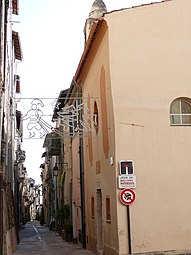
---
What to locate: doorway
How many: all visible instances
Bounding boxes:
[97,189,103,254]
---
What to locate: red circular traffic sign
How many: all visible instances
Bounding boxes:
[119,188,136,205]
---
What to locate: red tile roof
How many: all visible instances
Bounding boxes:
[107,0,172,14]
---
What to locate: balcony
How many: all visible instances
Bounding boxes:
[43,132,61,156]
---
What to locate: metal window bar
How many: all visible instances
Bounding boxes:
[170,113,191,125]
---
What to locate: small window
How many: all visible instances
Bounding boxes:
[73,100,78,131]
[91,196,95,218]
[170,98,191,125]
[93,101,99,134]
[106,197,111,223]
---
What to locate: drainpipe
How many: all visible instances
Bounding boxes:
[78,88,86,248]
[0,2,4,255]
[0,0,2,56]
[3,0,8,91]
[6,0,14,190]
[0,0,5,164]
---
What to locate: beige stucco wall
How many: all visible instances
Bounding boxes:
[72,137,81,241]
[105,0,191,253]
[81,24,119,254]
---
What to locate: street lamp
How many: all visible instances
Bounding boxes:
[53,163,59,232]
[53,163,59,177]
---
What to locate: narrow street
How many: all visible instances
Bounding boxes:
[13,221,95,255]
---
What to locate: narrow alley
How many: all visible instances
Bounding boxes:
[13,221,95,255]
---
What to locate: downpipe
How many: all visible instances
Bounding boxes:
[78,89,86,249]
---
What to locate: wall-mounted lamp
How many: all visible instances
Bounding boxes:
[53,163,59,177]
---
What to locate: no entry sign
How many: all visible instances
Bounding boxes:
[119,188,136,205]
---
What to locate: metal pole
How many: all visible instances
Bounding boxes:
[0,175,3,255]
[78,90,86,248]
[9,0,15,190]
[55,175,57,231]
[127,205,132,254]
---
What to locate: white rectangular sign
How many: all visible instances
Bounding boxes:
[118,175,136,189]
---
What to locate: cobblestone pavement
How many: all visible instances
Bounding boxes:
[13,221,96,255]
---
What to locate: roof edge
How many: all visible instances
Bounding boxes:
[74,19,105,85]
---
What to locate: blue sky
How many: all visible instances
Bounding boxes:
[13,0,162,183]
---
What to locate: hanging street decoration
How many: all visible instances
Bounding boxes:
[56,100,97,137]
[22,98,52,139]
[21,97,97,139]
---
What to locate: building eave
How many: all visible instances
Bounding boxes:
[73,19,105,85]
[52,88,69,121]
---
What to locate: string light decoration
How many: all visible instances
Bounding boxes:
[21,97,97,139]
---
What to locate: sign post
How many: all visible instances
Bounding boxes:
[119,188,136,254]
[118,160,136,254]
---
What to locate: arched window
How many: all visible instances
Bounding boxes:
[170,97,191,125]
